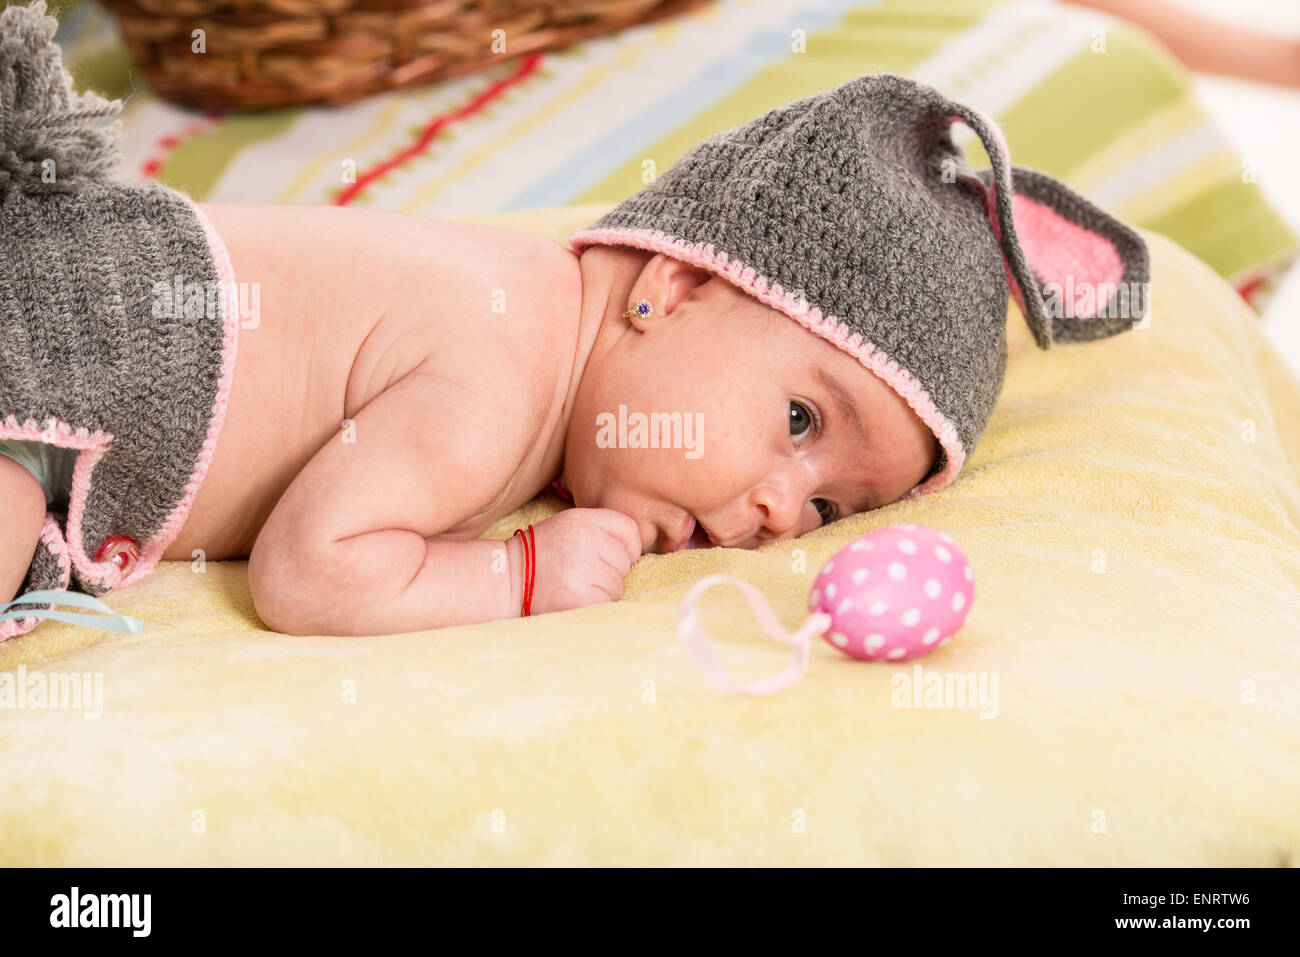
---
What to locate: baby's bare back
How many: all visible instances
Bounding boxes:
[164,204,577,563]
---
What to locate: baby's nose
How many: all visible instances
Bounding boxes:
[748,485,806,542]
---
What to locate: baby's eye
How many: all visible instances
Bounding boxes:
[789,400,819,444]
[812,498,837,526]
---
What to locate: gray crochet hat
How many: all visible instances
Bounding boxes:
[570,73,1149,500]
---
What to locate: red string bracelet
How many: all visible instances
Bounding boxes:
[512,525,537,617]
[549,479,574,504]
[525,524,536,615]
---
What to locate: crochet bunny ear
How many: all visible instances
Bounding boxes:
[945,105,1150,350]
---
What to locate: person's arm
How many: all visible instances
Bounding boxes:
[247,364,532,636]
[1066,0,1300,87]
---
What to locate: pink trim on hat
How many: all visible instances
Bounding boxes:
[569,227,964,499]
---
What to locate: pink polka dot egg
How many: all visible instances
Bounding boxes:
[809,524,974,662]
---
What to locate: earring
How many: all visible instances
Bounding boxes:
[622,299,653,321]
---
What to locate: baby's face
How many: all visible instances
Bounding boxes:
[565,256,938,554]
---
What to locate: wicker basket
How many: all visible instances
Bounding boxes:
[96,0,713,111]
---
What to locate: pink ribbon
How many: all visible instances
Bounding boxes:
[676,574,833,695]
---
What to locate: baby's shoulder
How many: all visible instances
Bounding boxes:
[387,213,580,382]
[375,219,582,532]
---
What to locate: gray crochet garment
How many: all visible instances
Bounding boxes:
[571,72,1149,500]
[1,2,233,636]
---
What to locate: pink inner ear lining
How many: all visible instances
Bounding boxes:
[1010,194,1125,298]
[941,110,1125,323]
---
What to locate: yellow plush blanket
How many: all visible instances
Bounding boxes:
[2,205,1298,866]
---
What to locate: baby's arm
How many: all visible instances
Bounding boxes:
[248,366,520,635]
[247,364,640,636]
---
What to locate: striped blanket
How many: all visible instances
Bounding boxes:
[60,0,1297,305]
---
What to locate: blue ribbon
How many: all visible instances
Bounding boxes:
[0,589,144,634]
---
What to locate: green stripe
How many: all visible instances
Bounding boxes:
[1145,180,1299,282]
[160,111,302,201]
[961,26,1186,174]
[574,0,994,205]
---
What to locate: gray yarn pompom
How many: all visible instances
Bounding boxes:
[0,1,122,196]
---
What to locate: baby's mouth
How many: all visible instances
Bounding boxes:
[673,516,715,551]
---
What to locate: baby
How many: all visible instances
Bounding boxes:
[0,2,1148,638]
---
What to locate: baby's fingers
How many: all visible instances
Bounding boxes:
[588,508,643,564]
[588,569,625,604]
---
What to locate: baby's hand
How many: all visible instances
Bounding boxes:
[516,508,641,615]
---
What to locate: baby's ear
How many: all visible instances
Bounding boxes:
[974,166,1150,347]
[651,254,712,320]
